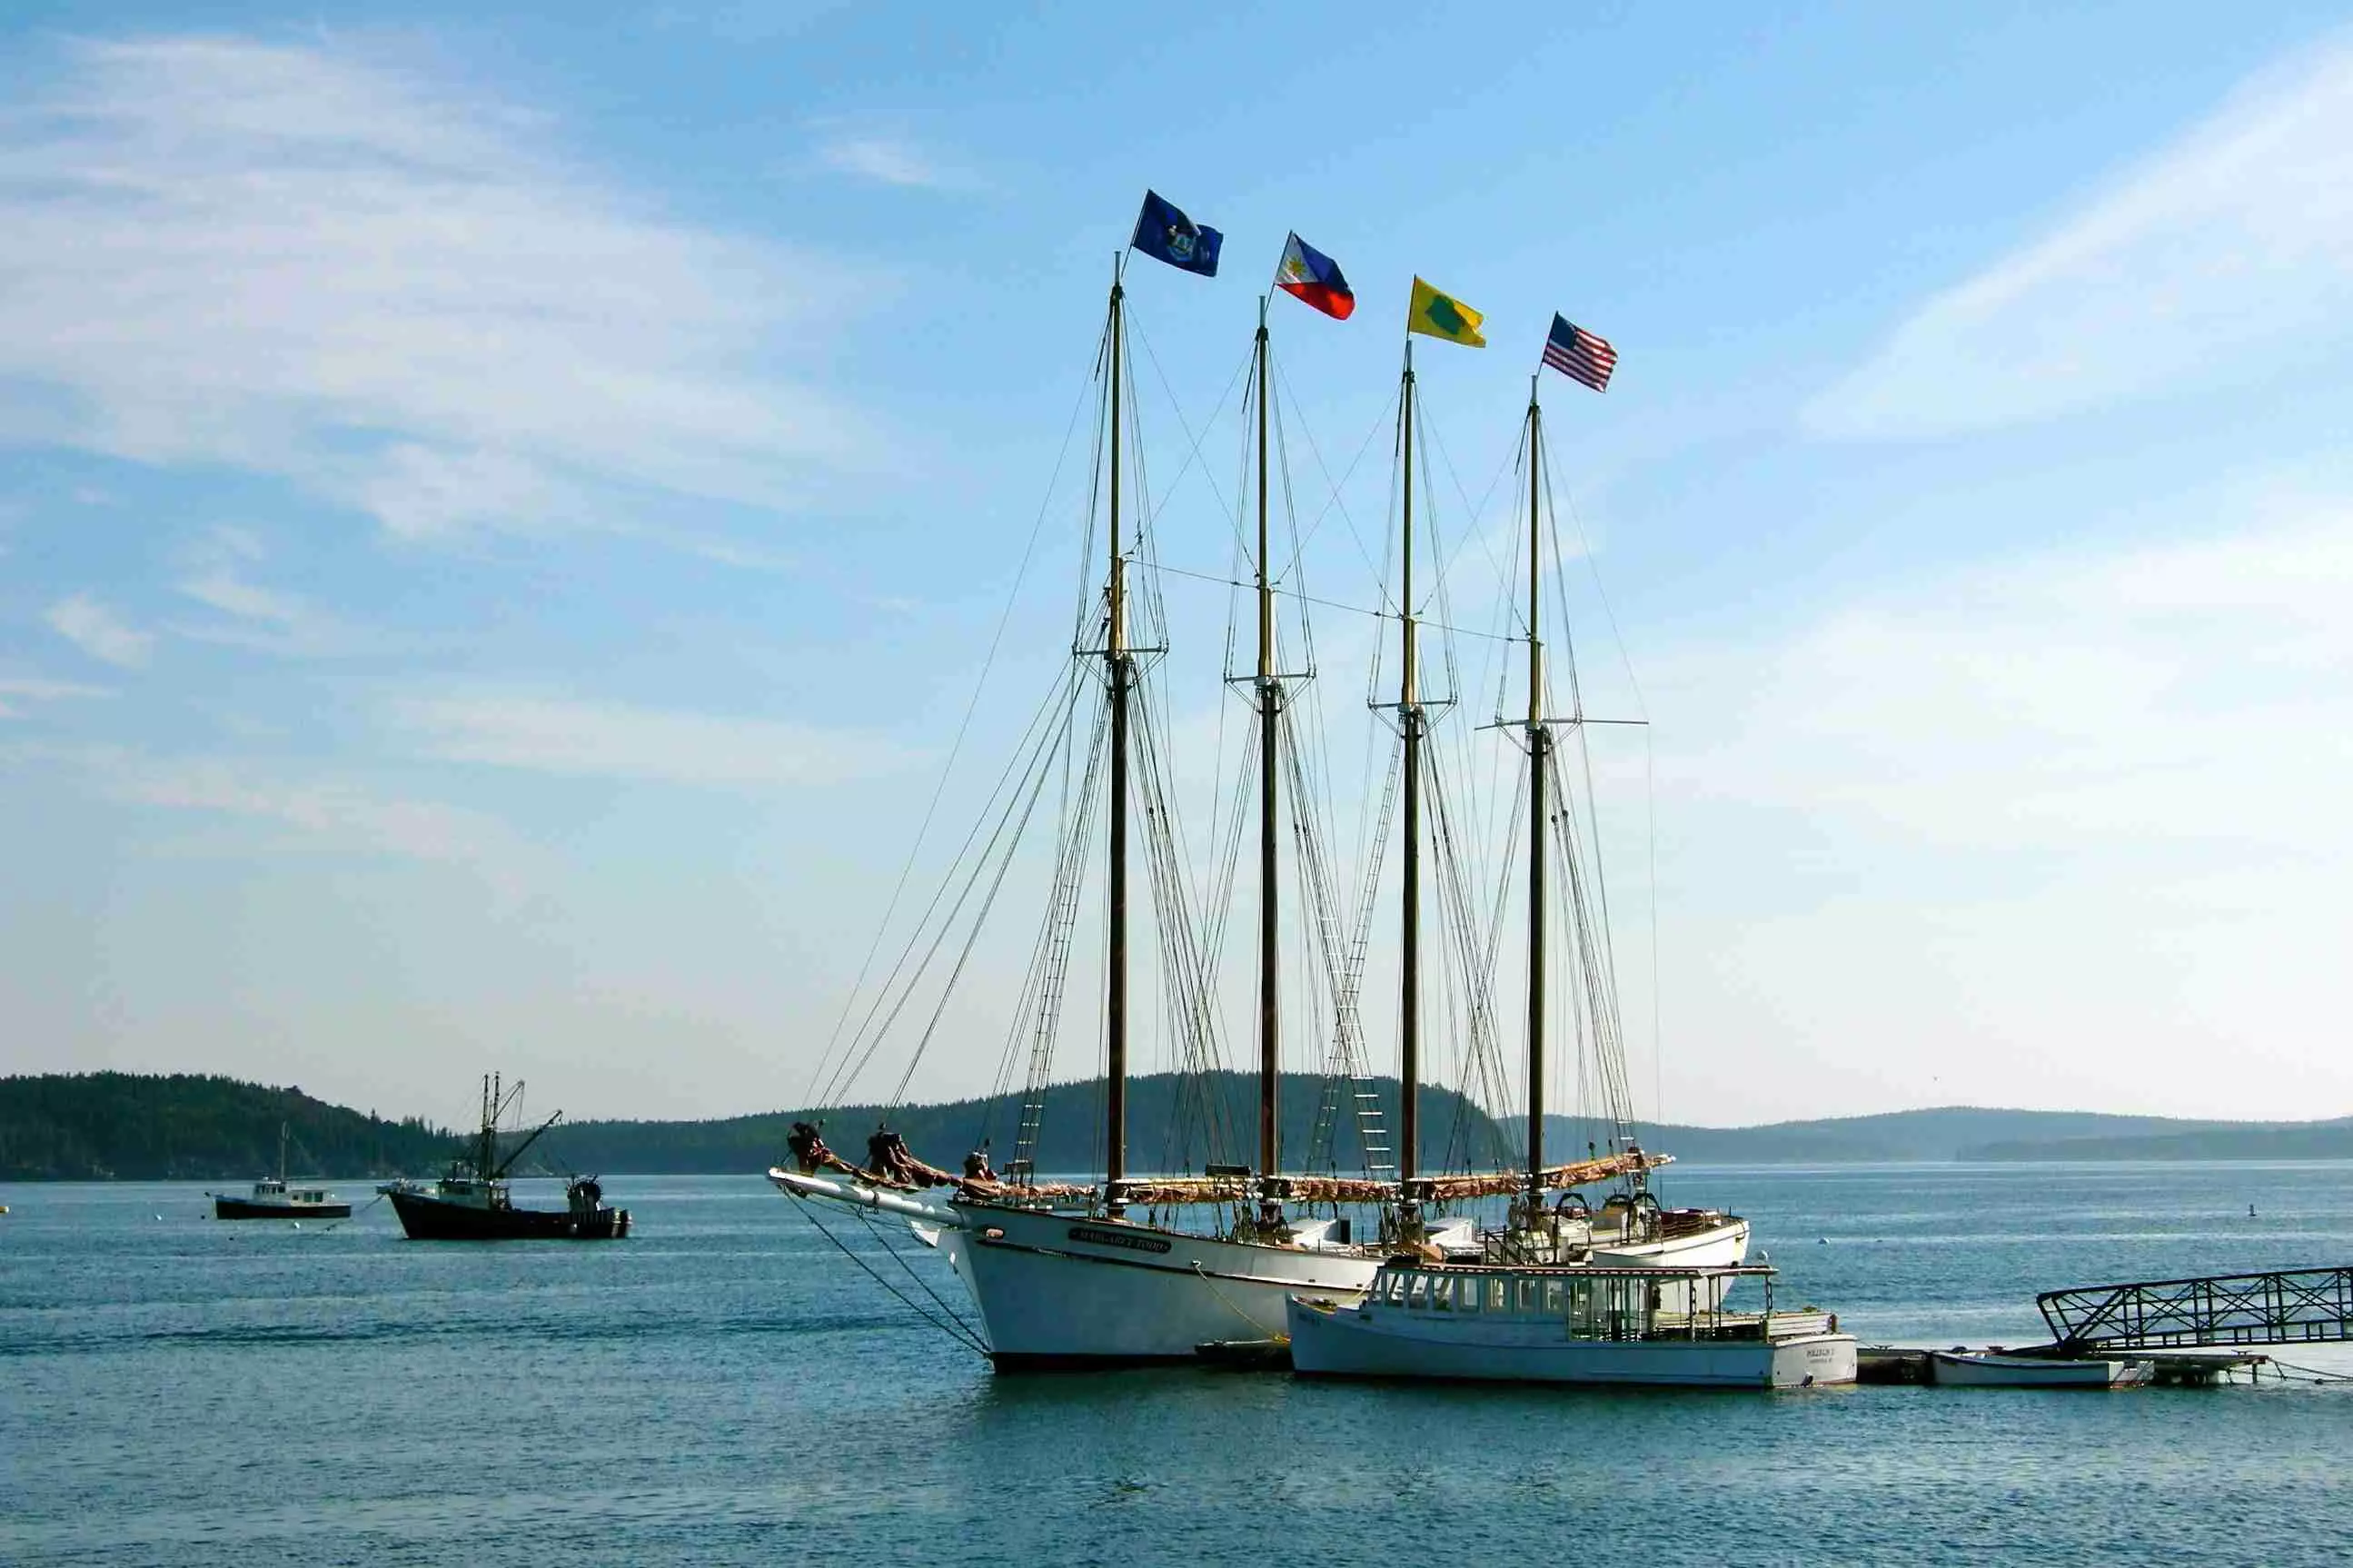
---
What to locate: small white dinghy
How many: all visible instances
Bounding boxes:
[1930,1351,2153,1388]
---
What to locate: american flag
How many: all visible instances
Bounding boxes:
[1544,313,1617,392]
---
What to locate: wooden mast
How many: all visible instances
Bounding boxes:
[1396,343,1423,1199]
[1254,296,1283,1224]
[1105,263,1131,1202]
[1524,378,1548,1193]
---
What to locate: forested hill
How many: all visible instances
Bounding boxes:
[13,1074,2350,1181]
[0,1074,454,1181]
[556,1071,1509,1178]
[0,1070,1507,1182]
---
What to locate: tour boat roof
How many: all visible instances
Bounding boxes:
[1385,1260,1777,1281]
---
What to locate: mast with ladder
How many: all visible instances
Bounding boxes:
[1104,263,1132,1210]
[1395,343,1426,1226]
[1523,377,1549,1199]
[1252,295,1286,1233]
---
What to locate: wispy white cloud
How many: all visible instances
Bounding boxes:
[1806,40,2353,440]
[679,535,798,572]
[818,132,964,190]
[0,672,112,719]
[45,593,154,668]
[1651,491,2353,851]
[168,525,368,657]
[1614,489,2353,1120]
[180,571,302,626]
[391,690,916,789]
[5,739,535,890]
[0,35,871,541]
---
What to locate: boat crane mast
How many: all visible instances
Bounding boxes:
[474,1073,562,1181]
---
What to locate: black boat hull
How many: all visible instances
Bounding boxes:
[213,1197,352,1220]
[389,1188,629,1241]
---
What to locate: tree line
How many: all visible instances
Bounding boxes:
[0,1069,1508,1181]
[0,1073,455,1180]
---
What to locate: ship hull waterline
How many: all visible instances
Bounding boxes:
[213,1197,352,1221]
[945,1201,1386,1366]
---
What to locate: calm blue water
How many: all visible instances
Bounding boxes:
[5,1164,2351,1566]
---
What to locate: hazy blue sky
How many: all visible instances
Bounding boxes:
[5,3,2351,1129]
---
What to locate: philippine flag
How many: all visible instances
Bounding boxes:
[1273,232,1355,321]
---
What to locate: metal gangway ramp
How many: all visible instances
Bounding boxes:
[2040,1265,2353,1354]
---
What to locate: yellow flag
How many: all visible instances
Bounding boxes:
[1407,276,1486,347]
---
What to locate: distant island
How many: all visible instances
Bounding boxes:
[3,1070,2349,1181]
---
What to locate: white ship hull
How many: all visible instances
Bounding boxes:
[941,1201,1383,1365]
[1592,1218,1749,1269]
[1593,1218,1751,1311]
[770,1169,1382,1365]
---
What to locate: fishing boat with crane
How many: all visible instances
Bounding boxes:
[389,1075,629,1241]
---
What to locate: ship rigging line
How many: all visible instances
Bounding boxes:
[815,668,1078,1110]
[1127,555,1536,645]
[799,337,1102,1111]
[1127,308,1248,565]
[1537,431,1668,1129]
[789,1196,989,1358]
[821,669,1077,1110]
[1269,357,1398,592]
[2270,1359,2353,1384]
[852,1207,991,1355]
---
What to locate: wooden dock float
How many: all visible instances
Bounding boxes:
[1858,1346,1931,1384]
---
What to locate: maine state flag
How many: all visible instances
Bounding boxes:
[1131,190,1222,277]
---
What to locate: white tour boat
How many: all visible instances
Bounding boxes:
[1288,1260,1856,1387]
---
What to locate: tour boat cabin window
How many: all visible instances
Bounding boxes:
[1405,1275,1429,1309]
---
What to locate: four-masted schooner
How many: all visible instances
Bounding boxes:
[772,194,1738,1365]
